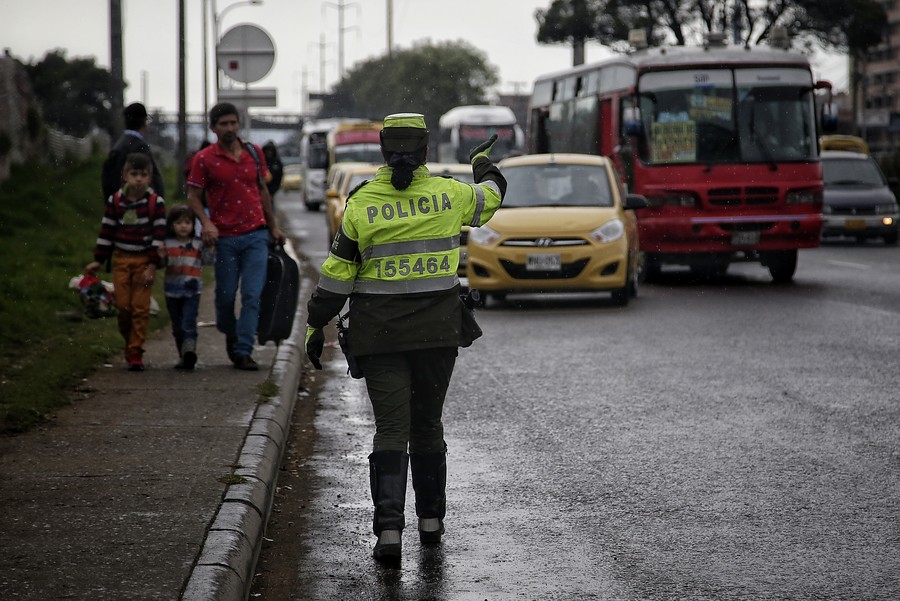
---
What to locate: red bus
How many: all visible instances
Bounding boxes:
[528,39,835,282]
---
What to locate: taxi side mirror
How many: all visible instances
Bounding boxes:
[623,194,648,210]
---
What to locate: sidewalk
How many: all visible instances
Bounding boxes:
[0,258,312,601]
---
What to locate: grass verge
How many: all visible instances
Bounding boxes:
[0,156,176,434]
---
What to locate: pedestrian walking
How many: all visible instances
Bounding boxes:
[186,102,285,371]
[86,152,166,371]
[102,102,165,201]
[262,141,284,207]
[162,205,207,370]
[304,113,506,564]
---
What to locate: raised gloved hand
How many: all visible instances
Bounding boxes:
[305,326,324,369]
[468,133,498,163]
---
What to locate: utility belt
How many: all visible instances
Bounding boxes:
[335,289,483,377]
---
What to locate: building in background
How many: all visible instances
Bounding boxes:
[856,0,900,155]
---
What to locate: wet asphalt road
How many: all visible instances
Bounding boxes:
[254,193,900,600]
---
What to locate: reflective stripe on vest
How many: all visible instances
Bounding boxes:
[353,274,460,294]
[317,272,355,295]
[359,235,460,262]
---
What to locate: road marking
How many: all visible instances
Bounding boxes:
[827,260,871,270]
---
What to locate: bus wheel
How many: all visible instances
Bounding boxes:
[764,249,797,284]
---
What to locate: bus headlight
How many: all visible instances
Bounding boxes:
[645,193,696,207]
[589,219,625,243]
[468,225,501,246]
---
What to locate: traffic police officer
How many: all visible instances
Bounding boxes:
[305,112,506,564]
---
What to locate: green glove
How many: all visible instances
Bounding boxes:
[468,133,499,163]
[305,326,324,370]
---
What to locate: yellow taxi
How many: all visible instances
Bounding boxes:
[427,163,475,278]
[324,162,378,243]
[466,153,647,306]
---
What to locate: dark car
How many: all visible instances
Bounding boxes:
[821,150,899,245]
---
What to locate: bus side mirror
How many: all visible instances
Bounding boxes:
[623,107,642,136]
[821,104,838,133]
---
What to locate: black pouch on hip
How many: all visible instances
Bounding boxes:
[336,313,364,379]
[459,289,483,348]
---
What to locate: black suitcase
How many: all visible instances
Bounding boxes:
[257,242,300,344]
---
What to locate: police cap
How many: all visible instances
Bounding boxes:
[380,113,429,153]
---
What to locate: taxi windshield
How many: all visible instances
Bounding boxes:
[502,163,613,208]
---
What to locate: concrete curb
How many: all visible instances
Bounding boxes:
[181,242,313,601]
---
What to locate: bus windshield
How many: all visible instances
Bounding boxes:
[334,144,382,163]
[637,67,817,166]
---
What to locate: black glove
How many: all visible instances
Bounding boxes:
[468,133,498,163]
[305,326,324,369]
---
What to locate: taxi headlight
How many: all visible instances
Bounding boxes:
[589,219,625,243]
[468,225,501,246]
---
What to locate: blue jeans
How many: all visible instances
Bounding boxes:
[166,293,201,349]
[214,228,269,357]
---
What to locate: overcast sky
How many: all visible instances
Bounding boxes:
[3,0,849,117]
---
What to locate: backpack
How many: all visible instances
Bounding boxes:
[244,142,265,188]
[101,190,160,272]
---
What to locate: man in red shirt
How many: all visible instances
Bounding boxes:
[187,102,285,370]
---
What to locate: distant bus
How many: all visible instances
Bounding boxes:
[437,105,524,163]
[528,37,837,282]
[326,121,382,169]
[299,118,362,211]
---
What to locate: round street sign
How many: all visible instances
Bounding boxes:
[216,24,276,84]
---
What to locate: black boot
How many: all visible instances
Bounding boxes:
[369,450,409,564]
[410,451,447,544]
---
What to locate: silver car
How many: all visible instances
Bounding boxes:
[821,150,899,245]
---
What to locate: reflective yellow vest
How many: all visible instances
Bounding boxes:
[317,165,502,296]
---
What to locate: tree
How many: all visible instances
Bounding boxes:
[327,40,498,138]
[535,0,886,57]
[22,50,116,137]
[535,0,617,65]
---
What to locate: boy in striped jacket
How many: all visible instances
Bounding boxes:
[85,152,166,371]
[162,205,206,370]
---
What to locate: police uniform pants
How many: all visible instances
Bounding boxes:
[357,347,457,454]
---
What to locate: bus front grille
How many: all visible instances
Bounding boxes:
[707,187,779,206]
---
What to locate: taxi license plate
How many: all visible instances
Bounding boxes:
[731,231,760,246]
[846,219,866,230]
[526,254,561,271]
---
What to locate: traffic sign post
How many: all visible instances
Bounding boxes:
[216,24,277,133]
